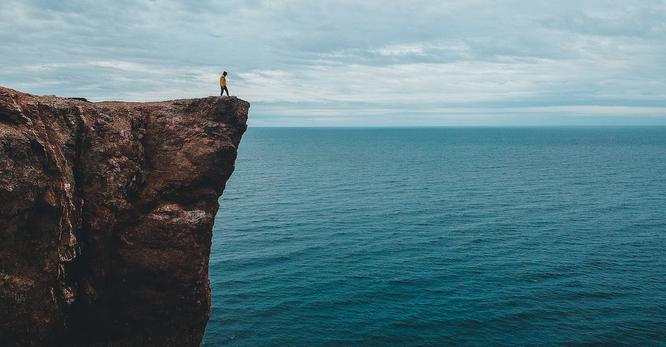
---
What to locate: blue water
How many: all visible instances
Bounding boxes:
[202,127,666,346]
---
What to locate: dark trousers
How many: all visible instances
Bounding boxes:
[220,86,229,96]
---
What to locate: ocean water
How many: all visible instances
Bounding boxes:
[202,127,666,346]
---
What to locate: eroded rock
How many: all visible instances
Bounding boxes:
[0,87,248,346]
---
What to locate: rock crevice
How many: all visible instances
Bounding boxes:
[0,87,249,346]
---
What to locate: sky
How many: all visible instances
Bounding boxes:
[1,0,665,126]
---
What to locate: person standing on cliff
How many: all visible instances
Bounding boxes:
[220,71,229,96]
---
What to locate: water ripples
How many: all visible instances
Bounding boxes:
[204,127,666,346]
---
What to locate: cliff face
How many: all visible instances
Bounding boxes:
[0,87,249,346]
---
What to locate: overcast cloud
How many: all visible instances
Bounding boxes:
[1,0,665,125]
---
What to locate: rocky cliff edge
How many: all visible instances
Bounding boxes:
[0,87,249,346]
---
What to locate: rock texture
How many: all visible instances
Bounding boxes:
[0,87,249,346]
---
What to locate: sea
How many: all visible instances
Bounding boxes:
[202,127,666,346]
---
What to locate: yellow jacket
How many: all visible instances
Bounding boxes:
[219,76,227,87]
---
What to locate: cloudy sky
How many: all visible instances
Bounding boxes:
[1,0,665,126]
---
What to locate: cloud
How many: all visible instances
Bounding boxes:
[374,44,428,57]
[0,0,665,125]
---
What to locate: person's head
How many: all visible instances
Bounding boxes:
[223,71,227,76]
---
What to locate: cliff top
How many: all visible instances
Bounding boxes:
[0,86,249,346]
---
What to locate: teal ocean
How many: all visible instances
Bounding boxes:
[203,127,666,346]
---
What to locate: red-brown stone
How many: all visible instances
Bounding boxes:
[0,87,249,346]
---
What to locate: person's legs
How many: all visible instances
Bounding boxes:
[220,86,224,96]
[223,86,229,96]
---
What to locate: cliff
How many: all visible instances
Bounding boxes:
[0,87,249,346]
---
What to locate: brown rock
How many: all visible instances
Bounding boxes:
[0,86,249,346]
